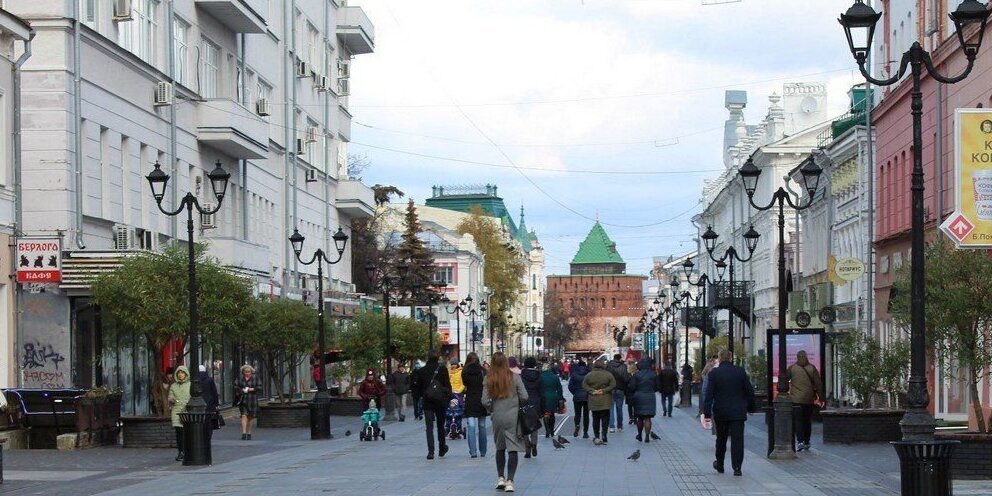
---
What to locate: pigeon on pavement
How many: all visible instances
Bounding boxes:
[650,432,661,441]
[345,430,351,437]
[627,449,641,461]
[556,435,570,445]
[552,438,565,450]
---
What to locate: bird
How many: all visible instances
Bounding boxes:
[650,432,661,441]
[552,438,565,450]
[556,435,570,445]
[627,449,641,462]
[345,430,351,437]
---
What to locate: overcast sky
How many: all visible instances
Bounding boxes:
[349,0,861,276]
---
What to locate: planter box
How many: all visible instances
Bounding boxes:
[257,402,310,428]
[936,432,992,480]
[821,408,905,443]
[329,397,364,417]
[122,416,175,448]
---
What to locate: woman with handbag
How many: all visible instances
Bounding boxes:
[234,364,261,441]
[461,352,488,458]
[629,358,659,443]
[519,357,543,458]
[539,363,564,439]
[482,352,528,493]
[414,351,451,459]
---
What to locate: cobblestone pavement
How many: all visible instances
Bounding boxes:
[3,392,992,495]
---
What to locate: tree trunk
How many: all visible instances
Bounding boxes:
[149,342,168,416]
[265,353,286,403]
[970,368,986,433]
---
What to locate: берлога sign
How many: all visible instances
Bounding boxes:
[16,238,61,283]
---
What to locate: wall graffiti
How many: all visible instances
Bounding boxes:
[22,369,65,388]
[21,340,67,388]
[22,341,65,370]
[20,291,71,389]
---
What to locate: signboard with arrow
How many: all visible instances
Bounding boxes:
[942,109,992,248]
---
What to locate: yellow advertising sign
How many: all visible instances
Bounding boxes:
[942,110,992,248]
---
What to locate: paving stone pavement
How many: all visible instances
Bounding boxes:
[3,390,992,495]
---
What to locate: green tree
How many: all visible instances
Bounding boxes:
[243,298,318,403]
[91,245,254,415]
[836,331,884,407]
[350,184,404,294]
[334,312,434,395]
[457,205,526,334]
[890,240,992,431]
[543,289,578,353]
[395,200,438,310]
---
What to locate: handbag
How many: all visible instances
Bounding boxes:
[800,365,825,409]
[424,365,452,404]
[557,398,567,415]
[211,412,225,430]
[518,403,542,434]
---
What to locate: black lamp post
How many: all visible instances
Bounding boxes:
[365,262,408,379]
[289,227,348,440]
[739,155,822,460]
[701,224,759,355]
[146,160,229,466]
[839,1,989,490]
[441,295,471,361]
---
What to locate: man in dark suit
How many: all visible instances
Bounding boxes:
[703,349,756,476]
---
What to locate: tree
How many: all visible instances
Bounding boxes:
[890,240,992,431]
[350,184,404,293]
[334,312,434,395]
[91,245,254,415]
[457,205,526,334]
[243,298,318,403]
[836,331,883,408]
[395,200,438,309]
[543,289,578,353]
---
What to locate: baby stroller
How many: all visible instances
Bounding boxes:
[446,394,464,440]
[360,399,385,441]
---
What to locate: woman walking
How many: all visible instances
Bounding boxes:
[167,365,191,461]
[413,351,451,459]
[482,352,528,493]
[629,358,659,442]
[519,357,544,458]
[539,363,564,438]
[234,364,261,440]
[567,360,590,438]
[462,352,488,458]
[583,357,617,445]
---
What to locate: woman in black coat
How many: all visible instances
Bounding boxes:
[519,357,544,458]
[461,352,488,458]
[414,351,452,459]
[628,358,659,443]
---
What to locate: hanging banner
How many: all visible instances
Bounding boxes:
[16,238,62,283]
[631,332,645,351]
[942,109,992,248]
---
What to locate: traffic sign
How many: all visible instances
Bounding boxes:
[945,110,992,248]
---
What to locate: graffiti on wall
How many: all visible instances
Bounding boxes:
[20,290,70,388]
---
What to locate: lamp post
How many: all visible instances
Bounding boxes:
[839,1,989,490]
[145,160,229,466]
[289,226,349,440]
[681,258,710,402]
[701,225,759,355]
[738,155,822,460]
[365,262,408,378]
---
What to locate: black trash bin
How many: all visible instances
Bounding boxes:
[892,440,958,496]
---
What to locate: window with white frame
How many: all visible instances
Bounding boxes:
[200,38,219,98]
[434,266,454,285]
[79,0,97,29]
[305,117,319,164]
[119,0,158,64]
[306,22,319,70]
[173,17,189,86]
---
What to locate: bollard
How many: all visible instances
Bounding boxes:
[892,440,958,496]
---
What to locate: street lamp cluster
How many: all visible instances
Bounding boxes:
[440,294,486,358]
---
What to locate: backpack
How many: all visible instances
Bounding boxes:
[607,361,630,391]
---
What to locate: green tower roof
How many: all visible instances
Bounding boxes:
[571,221,624,264]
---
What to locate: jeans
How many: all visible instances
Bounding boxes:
[592,410,610,441]
[793,403,815,445]
[466,416,488,457]
[714,419,745,470]
[661,394,675,416]
[413,395,423,418]
[573,400,589,434]
[609,390,625,428]
[395,393,409,418]
[424,403,447,455]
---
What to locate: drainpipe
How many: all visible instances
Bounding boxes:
[13,29,34,388]
[239,34,248,240]
[72,2,85,249]
[167,0,178,242]
[324,0,332,262]
[283,1,298,292]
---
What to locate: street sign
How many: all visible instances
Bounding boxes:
[945,109,992,248]
[16,238,62,283]
[833,257,866,282]
[631,332,645,351]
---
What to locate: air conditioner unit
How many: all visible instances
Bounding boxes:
[296,138,307,155]
[113,0,133,22]
[306,126,319,143]
[337,60,350,79]
[316,76,328,92]
[113,224,136,250]
[296,60,309,78]
[200,204,216,229]
[154,82,173,106]
[338,78,350,96]
[305,168,318,183]
[255,98,271,116]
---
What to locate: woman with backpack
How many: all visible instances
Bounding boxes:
[414,351,452,459]
[482,352,528,493]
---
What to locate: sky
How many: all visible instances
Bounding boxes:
[349,0,862,276]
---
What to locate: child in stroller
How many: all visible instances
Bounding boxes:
[360,399,385,441]
[446,394,464,440]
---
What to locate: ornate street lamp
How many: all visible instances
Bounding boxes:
[702,225,758,354]
[680,257,711,408]
[145,160,229,466]
[839,0,990,487]
[288,227,348,440]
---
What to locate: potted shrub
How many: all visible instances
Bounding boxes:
[891,241,992,479]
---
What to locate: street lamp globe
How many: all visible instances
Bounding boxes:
[145,161,169,203]
[332,228,349,254]
[744,225,761,254]
[289,229,305,256]
[702,226,719,254]
[950,0,991,56]
[716,259,727,280]
[799,158,824,199]
[669,278,680,293]
[838,0,882,62]
[207,161,231,202]
[681,257,695,278]
[738,158,762,199]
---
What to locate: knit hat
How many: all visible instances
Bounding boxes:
[198,364,207,373]
[366,369,374,376]
[508,357,519,368]
[524,357,537,368]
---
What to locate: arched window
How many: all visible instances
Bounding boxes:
[611,298,617,309]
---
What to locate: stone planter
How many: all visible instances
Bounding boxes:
[935,431,992,480]
[257,402,310,428]
[821,408,904,443]
[329,397,364,417]
[122,416,175,448]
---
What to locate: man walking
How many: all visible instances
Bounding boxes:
[388,364,412,422]
[657,362,680,417]
[703,349,756,477]
[788,350,823,451]
[606,354,630,433]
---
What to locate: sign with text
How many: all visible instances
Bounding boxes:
[944,109,992,247]
[16,238,62,283]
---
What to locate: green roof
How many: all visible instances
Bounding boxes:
[571,221,624,264]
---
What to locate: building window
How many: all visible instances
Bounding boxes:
[79,0,97,28]
[173,17,189,86]
[601,298,605,309]
[531,274,536,290]
[531,304,538,322]
[201,38,219,98]
[612,298,617,309]
[434,266,453,285]
[119,0,158,64]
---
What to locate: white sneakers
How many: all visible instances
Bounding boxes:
[496,477,506,490]
[504,481,515,492]
[609,428,616,433]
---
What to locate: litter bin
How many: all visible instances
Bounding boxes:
[891,440,958,496]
